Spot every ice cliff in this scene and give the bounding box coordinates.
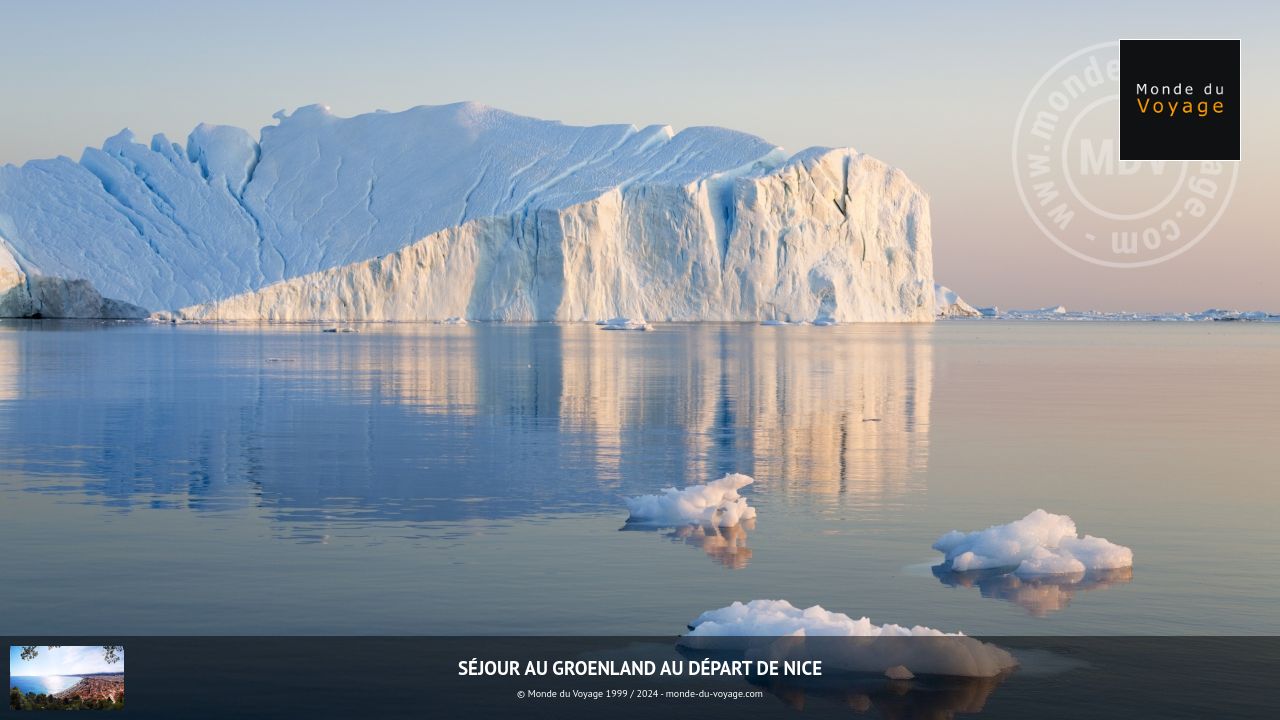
[0,102,934,321]
[1,236,146,318]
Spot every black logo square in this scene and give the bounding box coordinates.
[1120,39,1240,161]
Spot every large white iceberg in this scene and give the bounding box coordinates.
[624,473,757,527]
[932,509,1133,576]
[680,599,1017,678]
[0,103,935,321]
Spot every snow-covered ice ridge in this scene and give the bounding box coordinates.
[0,102,934,321]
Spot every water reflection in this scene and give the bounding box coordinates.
[0,329,17,401]
[932,565,1135,616]
[674,636,1011,719]
[750,672,1008,718]
[0,324,932,541]
[620,519,755,570]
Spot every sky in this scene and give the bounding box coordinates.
[0,0,1276,311]
[8,646,124,676]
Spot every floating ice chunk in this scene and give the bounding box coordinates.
[599,317,652,331]
[759,318,818,326]
[758,318,814,326]
[322,326,358,333]
[686,599,966,639]
[624,473,756,527]
[680,599,1017,678]
[885,665,915,680]
[933,509,1133,577]
[439,317,468,325]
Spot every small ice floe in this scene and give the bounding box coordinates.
[679,599,1017,678]
[884,665,915,680]
[598,317,652,331]
[624,473,756,527]
[438,317,468,325]
[812,317,837,326]
[322,326,358,333]
[933,509,1133,577]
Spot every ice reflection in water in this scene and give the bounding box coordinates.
[0,323,933,543]
[620,519,755,570]
[750,671,1009,718]
[932,565,1135,616]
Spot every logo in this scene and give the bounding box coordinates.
[1120,39,1240,161]
[1013,41,1239,268]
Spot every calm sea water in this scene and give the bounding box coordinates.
[9,676,81,695]
[0,321,1276,636]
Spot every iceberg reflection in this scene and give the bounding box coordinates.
[932,565,1135,616]
[0,323,932,540]
[621,519,755,570]
[749,671,1008,718]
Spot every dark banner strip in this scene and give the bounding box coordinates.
[6,637,1279,718]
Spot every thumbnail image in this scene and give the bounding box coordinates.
[9,646,124,711]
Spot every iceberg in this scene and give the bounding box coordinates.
[0,236,146,319]
[679,599,1017,678]
[932,509,1133,577]
[934,283,980,318]
[0,103,934,322]
[624,473,756,527]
